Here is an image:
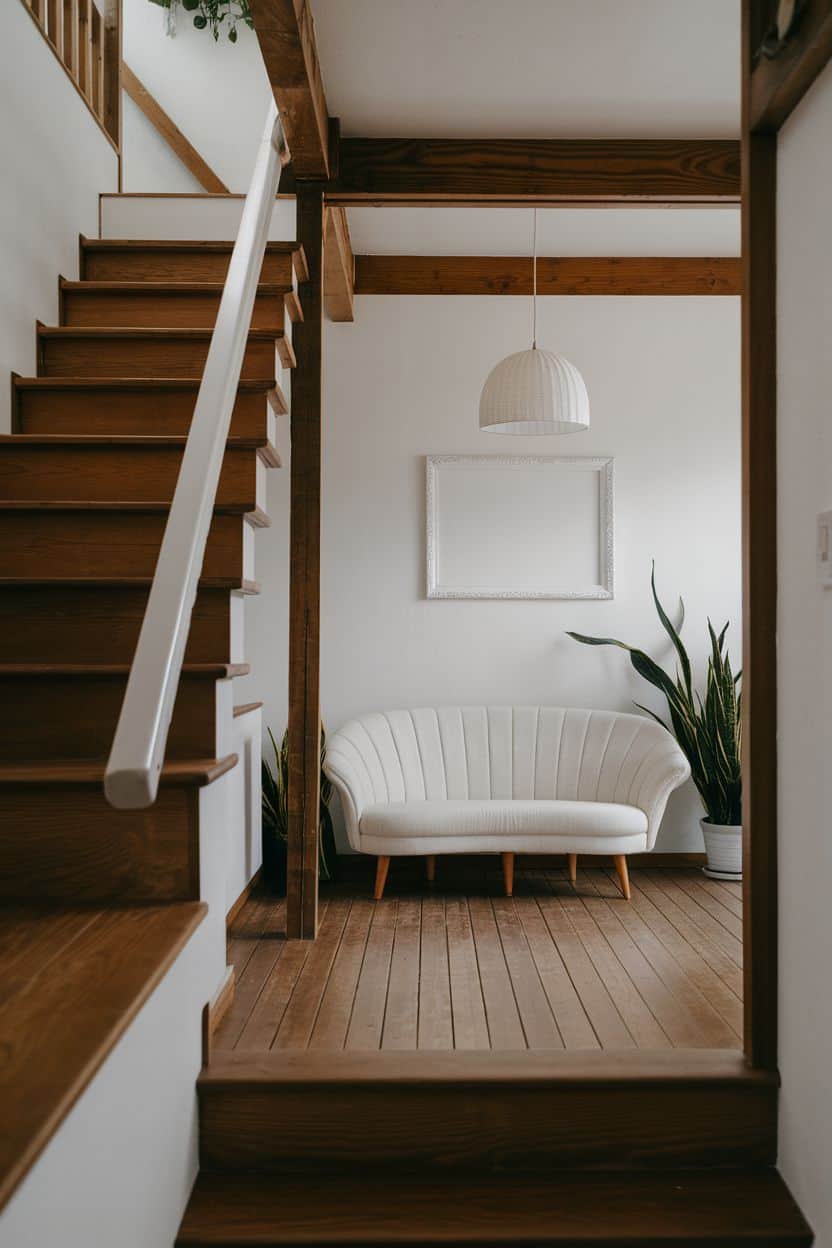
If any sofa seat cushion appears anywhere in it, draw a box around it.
[359,799,648,856]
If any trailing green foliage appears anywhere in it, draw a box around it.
[148,0,252,42]
[567,565,742,827]
[262,724,339,886]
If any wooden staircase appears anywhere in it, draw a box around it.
[0,234,304,1212]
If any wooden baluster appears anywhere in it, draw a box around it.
[46,0,63,54]
[90,4,103,119]
[62,0,79,77]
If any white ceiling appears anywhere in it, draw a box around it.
[345,206,741,257]
[312,0,740,140]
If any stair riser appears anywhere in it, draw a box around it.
[82,249,296,285]
[0,675,221,760]
[62,289,287,331]
[0,587,243,665]
[198,1081,777,1174]
[0,446,266,509]
[38,335,287,379]
[13,385,278,438]
[0,786,199,904]
[0,513,255,581]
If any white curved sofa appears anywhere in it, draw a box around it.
[323,706,690,901]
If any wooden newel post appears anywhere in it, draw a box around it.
[286,186,324,940]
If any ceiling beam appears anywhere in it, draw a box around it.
[306,138,740,206]
[749,0,832,131]
[249,0,330,178]
[354,256,741,296]
[324,207,355,321]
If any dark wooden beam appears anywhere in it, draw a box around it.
[742,0,779,1073]
[313,138,740,206]
[121,63,229,194]
[324,206,355,320]
[249,0,329,179]
[354,255,741,296]
[750,0,832,131]
[286,187,324,940]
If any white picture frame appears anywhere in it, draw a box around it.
[426,454,614,600]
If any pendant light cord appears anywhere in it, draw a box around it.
[532,207,538,350]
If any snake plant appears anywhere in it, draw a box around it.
[262,724,338,885]
[567,565,742,827]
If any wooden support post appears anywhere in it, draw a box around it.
[102,0,122,154]
[286,186,324,940]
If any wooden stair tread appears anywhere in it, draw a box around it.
[12,375,289,418]
[38,326,285,341]
[0,662,249,677]
[200,1047,769,1086]
[233,701,263,718]
[60,279,294,294]
[0,501,271,526]
[0,900,207,1212]
[0,576,260,591]
[81,237,309,283]
[0,434,275,448]
[176,1170,812,1246]
[0,756,238,787]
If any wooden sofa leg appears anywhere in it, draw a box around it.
[568,853,578,886]
[374,856,390,901]
[426,854,436,884]
[501,852,514,897]
[613,854,631,900]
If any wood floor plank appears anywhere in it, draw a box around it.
[232,902,331,1053]
[604,869,743,1039]
[556,888,672,1049]
[215,938,287,1051]
[308,900,373,1050]
[634,872,744,998]
[492,897,563,1049]
[418,897,454,1049]
[536,890,636,1049]
[696,874,743,918]
[382,898,422,1050]
[466,896,525,1049]
[514,891,599,1050]
[667,871,744,939]
[272,901,351,1049]
[345,900,396,1050]
[645,873,743,967]
[583,880,737,1049]
[445,897,490,1050]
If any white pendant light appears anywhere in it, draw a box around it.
[479,210,589,434]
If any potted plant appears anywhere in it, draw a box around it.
[567,566,742,880]
[148,0,253,42]
[261,724,339,892]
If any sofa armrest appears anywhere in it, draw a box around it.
[323,740,375,852]
[628,738,691,851]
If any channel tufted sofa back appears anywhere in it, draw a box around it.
[323,706,690,852]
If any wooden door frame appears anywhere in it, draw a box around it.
[741,0,832,1071]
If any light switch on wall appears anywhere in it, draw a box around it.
[818,511,832,588]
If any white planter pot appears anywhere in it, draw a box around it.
[701,819,742,881]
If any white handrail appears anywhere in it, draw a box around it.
[104,100,287,809]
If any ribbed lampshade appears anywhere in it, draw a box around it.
[479,347,590,435]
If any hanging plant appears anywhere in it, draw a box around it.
[148,0,253,43]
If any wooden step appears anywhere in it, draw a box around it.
[0,757,237,904]
[36,325,295,378]
[0,506,266,581]
[12,377,287,438]
[0,662,248,761]
[60,279,302,329]
[0,584,251,665]
[0,900,206,1213]
[197,1050,777,1174]
[233,701,263,718]
[80,238,308,285]
[0,436,273,509]
[176,1169,812,1247]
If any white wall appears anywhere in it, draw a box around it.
[245,294,742,854]
[0,1,118,431]
[776,59,832,1248]
[122,0,272,192]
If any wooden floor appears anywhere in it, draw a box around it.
[216,863,743,1053]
